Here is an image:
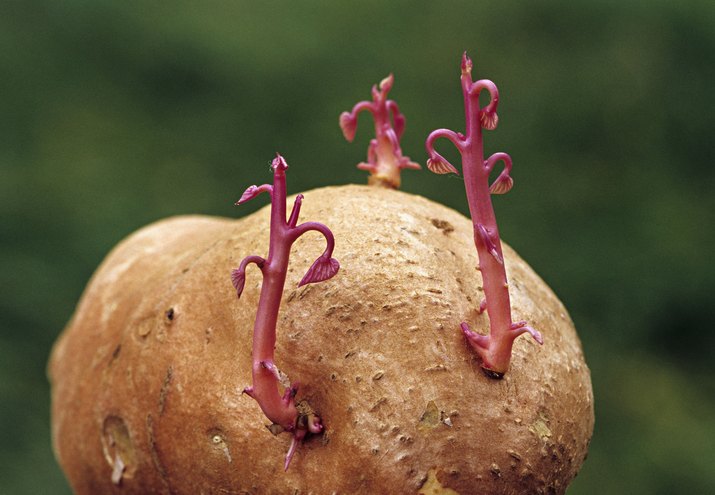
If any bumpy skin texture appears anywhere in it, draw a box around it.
[49,185,593,495]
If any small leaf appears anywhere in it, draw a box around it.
[489,173,514,194]
[398,157,421,170]
[231,267,246,298]
[339,112,357,142]
[378,73,394,94]
[236,185,261,205]
[510,321,544,345]
[427,156,459,175]
[479,110,499,130]
[357,161,376,172]
[299,256,340,287]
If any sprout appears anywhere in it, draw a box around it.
[232,154,339,469]
[340,74,420,189]
[425,53,542,378]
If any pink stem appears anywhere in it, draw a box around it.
[235,154,339,467]
[289,221,336,255]
[426,52,542,377]
[340,74,419,188]
[248,158,298,432]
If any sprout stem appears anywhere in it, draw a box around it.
[232,154,339,467]
[340,74,420,188]
[425,52,542,377]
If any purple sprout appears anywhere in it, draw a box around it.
[340,74,420,189]
[232,154,339,469]
[425,52,543,378]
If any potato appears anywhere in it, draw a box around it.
[49,184,593,494]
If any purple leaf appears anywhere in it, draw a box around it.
[356,161,376,172]
[237,185,268,205]
[479,110,499,130]
[231,267,246,298]
[237,185,260,204]
[398,156,422,171]
[427,156,459,175]
[339,112,357,142]
[510,321,544,345]
[299,256,340,287]
[489,173,514,194]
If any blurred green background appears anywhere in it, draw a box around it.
[1,0,713,493]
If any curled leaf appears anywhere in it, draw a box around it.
[231,268,246,298]
[236,185,259,205]
[232,255,265,298]
[479,110,499,130]
[299,255,340,287]
[489,172,514,194]
[236,184,272,205]
[339,112,357,142]
[427,156,459,175]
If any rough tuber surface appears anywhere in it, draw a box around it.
[426,52,542,377]
[49,185,593,494]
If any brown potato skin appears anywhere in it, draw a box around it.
[49,185,594,495]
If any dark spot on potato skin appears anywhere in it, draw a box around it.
[158,366,173,415]
[482,368,505,380]
[430,218,455,234]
